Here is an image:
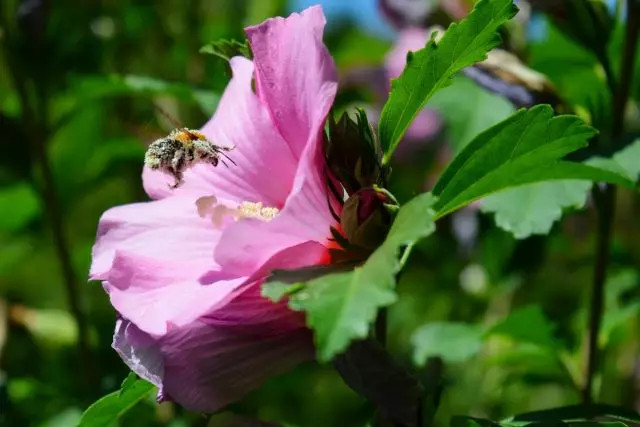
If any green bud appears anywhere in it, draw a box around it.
[340,187,396,250]
[326,108,388,195]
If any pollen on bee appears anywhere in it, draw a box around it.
[174,131,194,144]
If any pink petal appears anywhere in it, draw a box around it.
[105,251,245,336]
[246,6,337,160]
[143,57,297,208]
[215,128,338,276]
[113,318,164,387]
[90,195,224,280]
[113,283,312,413]
[162,281,312,413]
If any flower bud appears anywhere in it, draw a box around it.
[340,188,396,250]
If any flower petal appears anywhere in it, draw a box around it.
[105,251,245,336]
[143,57,297,207]
[113,285,312,413]
[215,127,338,275]
[160,285,312,412]
[90,195,222,280]
[246,5,337,160]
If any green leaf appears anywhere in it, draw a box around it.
[480,139,640,239]
[77,373,155,427]
[451,416,499,427]
[588,139,640,183]
[333,339,424,425]
[0,183,41,233]
[429,76,515,153]
[264,193,437,361]
[504,403,640,424]
[199,38,251,60]
[39,408,82,427]
[601,270,640,344]
[69,75,219,116]
[480,180,592,239]
[487,305,557,350]
[378,0,518,161]
[432,105,633,218]
[412,322,484,365]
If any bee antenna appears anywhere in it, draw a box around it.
[218,150,237,166]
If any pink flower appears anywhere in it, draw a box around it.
[90,6,339,412]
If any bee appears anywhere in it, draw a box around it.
[144,128,236,189]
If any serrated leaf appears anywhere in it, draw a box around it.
[378,0,518,162]
[479,139,640,239]
[432,105,634,218]
[77,374,155,427]
[264,193,437,361]
[481,180,592,239]
[412,322,484,365]
[487,305,557,350]
[199,38,251,60]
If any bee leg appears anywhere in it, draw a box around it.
[166,166,184,189]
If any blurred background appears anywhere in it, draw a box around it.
[0,0,639,426]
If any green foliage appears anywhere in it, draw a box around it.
[77,374,155,427]
[432,105,634,218]
[378,0,518,162]
[0,183,41,233]
[480,181,592,239]
[412,322,484,365]
[479,139,640,239]
[429,76,515,153]
[264,193,437,361]
[502,403,640,424]
[199,38,252,60]
[488,305,558,349]
[588,139,640,183]
[70,74,219,116]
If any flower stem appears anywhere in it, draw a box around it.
[582,0,639,404]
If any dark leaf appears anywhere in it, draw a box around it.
[334,339,424,426]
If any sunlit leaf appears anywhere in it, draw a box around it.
[432,105,634,218]
[480,138,640,239]
[412,322,484,365]
[264,193,437,361]
[480,180,592,239]
[588,139,640,183]
[77,373,155,427]
[378,0,518,162]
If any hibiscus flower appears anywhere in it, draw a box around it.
[90,6,340,412]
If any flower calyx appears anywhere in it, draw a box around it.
[325,108,389,196]
[340,186,398,251]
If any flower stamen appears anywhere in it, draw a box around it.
[238,201,279,221]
